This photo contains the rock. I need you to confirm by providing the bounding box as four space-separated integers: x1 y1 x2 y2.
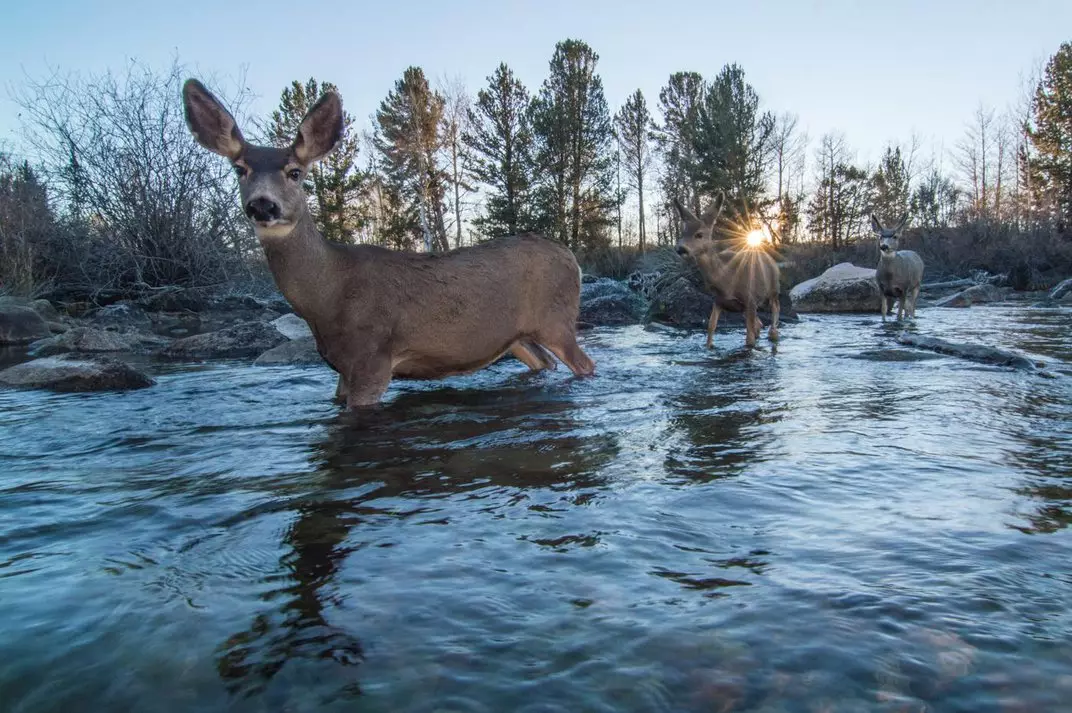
0 301 51 345
579 279 648 326
47 321 70 334
1049 277 1072 301
0 355 154 392
30 327 134 356
897 334 1037 370
935 283 1008 308
211 294 264 311
271 313 313 340
626 271 662 300
138 287 211 313
789 263 881 313
88 302 152 329
851 348 943 362
580 273 599 284
159 321 288 359
29 299 60 321
646 276 715 328
253 337 324 366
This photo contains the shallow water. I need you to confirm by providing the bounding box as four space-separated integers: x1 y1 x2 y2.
1 304 1070 712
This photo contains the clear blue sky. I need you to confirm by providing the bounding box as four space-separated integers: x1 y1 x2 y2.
1 0 1068 168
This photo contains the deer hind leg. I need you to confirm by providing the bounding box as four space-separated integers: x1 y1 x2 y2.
537 325 595 377
744 305 760 348
334 375 349 405
768 294 780 342
510 340 558 372
706 304 722 348
910 286 921 319
896 293 906 321
880 295 888 322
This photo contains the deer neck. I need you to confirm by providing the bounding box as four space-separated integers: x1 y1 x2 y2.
257 210 334 320
693 243 730 286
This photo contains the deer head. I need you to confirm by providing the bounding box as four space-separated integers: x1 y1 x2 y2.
673 193 726 259
870 213 909 257
182 79 344 239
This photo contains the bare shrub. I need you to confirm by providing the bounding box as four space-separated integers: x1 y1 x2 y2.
14 60 260 297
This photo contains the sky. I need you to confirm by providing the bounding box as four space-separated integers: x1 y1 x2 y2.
0 0 1069 171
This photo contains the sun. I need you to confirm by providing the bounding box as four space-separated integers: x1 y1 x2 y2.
745 229 766 247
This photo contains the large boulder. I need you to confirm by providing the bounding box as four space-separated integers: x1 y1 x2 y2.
254 337 324 366
159 321 287 359
935 283 1008 308
646 276 715 328
271 313 313 340
579 278 647 326
28 327 168 357
0 300 51 345
789 263 880 313
0 356 154 392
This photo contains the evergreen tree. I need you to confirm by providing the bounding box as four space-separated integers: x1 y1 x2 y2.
269 78 365 242
615 89 654 250
806 133 870 248
375 66 449 251
1024 41 1072 228
911 168 960 229
530 39 617 250
654 71 706 220
464 63 536 238
871 146 911 222
692 64 775 225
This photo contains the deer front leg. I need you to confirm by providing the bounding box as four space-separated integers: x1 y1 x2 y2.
706 304 722 348
896 294 905 321
880 295 888 322
340 347 393 409
744 305 759 348
910 286 921 319
768 294 780 342
333 375 349 404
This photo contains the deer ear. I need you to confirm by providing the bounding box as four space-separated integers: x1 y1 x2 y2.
894 213 909 232
673 198 697 223
870 213 883 234
293 91 344 166
183 79 244 160
701 192 725 226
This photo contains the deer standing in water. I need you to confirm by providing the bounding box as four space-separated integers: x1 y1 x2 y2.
674 193 780 349
182 79 594 409
871 213 924 321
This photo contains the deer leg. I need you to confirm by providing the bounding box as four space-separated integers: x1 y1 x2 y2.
768 294 780 342
510 341 557 372
880 295 888 322
745 305 759 348
896 294 905 321
343 355 393 410
910 286 921 318
333 375 349 405
538 326 595 377
706 304 722 348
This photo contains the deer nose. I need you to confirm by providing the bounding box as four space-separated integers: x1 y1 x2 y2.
245 197 281 222
675 246 689 256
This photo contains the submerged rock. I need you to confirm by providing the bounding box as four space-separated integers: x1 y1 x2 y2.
29 327 168 357
851 348 944 362
254 337 324 366
935 284 1008 308
0 355 154 392
159 321 287 359
579 279 647 326
0 301 51 345
897 334 1037 370
789 263 881 313
1049 277 1072 301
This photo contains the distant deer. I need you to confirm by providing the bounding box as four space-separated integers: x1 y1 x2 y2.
673 193 780 348
182 79 594 408
870 213 924 321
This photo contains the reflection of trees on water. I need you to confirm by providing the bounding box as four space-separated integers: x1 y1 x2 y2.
661 354 781 482
215 382 617 699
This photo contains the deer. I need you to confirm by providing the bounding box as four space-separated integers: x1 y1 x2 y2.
181 79 594 409
870 213 924 321
673 193 780 349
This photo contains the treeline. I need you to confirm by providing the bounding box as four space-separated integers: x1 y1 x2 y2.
1 39 1070 297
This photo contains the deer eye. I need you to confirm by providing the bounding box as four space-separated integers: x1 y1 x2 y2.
233 164 247 178
694 232 704 239
287 168 302 181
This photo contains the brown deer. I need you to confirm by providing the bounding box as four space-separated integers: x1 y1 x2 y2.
673 193 780 348
182 79 594 409
870 213 924 321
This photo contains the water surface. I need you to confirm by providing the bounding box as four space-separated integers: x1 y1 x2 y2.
1 305 1070 712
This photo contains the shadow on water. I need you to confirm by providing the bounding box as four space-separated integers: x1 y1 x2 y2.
215 381 618 700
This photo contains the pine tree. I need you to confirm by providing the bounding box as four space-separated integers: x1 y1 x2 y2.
1024 42 1072 229
615 89 654 250
375 67 449 251
692 64 775 225
464 63 536 238
806 133 870 248
269 78 365 242
871 146 911 223
530 39 617 251
654 72 706 221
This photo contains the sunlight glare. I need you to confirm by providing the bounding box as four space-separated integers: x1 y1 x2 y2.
745 229 766 247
